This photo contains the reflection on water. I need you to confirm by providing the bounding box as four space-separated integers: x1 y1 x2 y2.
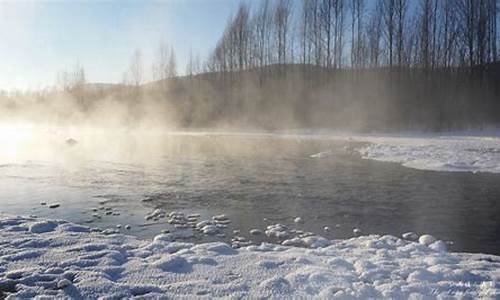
1 132 499 255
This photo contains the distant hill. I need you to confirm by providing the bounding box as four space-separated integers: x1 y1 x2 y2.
135 63 500 131
2 63 500 131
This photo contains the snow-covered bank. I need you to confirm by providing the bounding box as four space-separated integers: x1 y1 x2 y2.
1 216 499 298
354 135 500 173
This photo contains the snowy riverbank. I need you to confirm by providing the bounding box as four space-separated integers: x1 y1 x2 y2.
354 134 500 173
0 215 499 298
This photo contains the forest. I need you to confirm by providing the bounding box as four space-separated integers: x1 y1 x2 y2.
1 0 499 131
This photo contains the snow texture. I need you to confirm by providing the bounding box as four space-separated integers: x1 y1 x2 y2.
356 135 500 173
0 215 499 298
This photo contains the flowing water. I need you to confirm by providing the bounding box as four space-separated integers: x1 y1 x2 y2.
1 131 499 254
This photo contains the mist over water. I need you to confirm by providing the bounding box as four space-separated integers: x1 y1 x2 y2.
1 126 499 255
0 0 498 256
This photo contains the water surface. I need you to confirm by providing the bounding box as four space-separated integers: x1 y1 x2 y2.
1 133 499 255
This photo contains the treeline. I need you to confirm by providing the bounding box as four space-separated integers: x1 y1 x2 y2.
207 0 499 71
176 0 500 131
2 0 500 131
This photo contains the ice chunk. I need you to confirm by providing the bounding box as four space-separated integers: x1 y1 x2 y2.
250 229 262 235
310 150 333 158
29 221 58 233
429 240 447 252
402 232 419 240
213 214 229 221
202 225 218 235
282 238 302 247
195 220 213 229
266 224 290 239
302 236 330 248
146 208 166 220
154 233 175 242
419 234 437 246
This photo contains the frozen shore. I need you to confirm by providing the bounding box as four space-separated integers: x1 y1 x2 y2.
354 135 500 173
0 215 499 298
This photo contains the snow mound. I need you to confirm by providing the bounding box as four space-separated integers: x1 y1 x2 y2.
28 220 59 233
355 135 500 173
0 215 499 298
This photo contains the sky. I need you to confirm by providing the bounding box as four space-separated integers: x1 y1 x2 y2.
0 0 241 91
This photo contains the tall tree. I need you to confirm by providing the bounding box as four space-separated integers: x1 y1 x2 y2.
274 0 293 65
381 0 396 67
395 0 408 67
368 1 383 67
129 49 144 87
350 0 365 68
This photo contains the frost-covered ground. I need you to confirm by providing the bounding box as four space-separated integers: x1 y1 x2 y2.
353 134 500 173
1 215 499 299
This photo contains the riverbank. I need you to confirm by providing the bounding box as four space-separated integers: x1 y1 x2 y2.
0 215 498 298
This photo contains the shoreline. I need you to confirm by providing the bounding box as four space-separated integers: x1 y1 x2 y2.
1 214 499 298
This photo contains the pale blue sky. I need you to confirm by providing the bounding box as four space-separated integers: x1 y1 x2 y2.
0 0 242 91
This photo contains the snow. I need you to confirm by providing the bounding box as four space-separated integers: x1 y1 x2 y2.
28 220 59 233
201 224 219 235
1 215 499 298
265 223 290 239
294 217 304 224
213 214 229 221
402 232 419 241
145 208 166 220
355 135 500 173
250 229 262 235
419 234 438 246
310 150 333 158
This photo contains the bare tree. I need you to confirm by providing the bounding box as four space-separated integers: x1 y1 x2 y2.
207 0 498 71
395 0 408 67
310 0 323 66
57 63 86 97
168 46 178 78
440 0 459 67
490 0 498 61
333 0 346 68
254 0 273 67
321 0 333 67
129 49 144 87
235 4 251 70
274 0 293 65
300 0 312 64
368 1 383 67
381 0 396 67
153 41 169 82
350 0 365 68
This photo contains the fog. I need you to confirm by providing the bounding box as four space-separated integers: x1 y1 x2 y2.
2 64 499 136
2 0 499 136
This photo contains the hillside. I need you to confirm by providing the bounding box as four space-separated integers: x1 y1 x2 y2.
2 64 500 131
144 64 500 131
